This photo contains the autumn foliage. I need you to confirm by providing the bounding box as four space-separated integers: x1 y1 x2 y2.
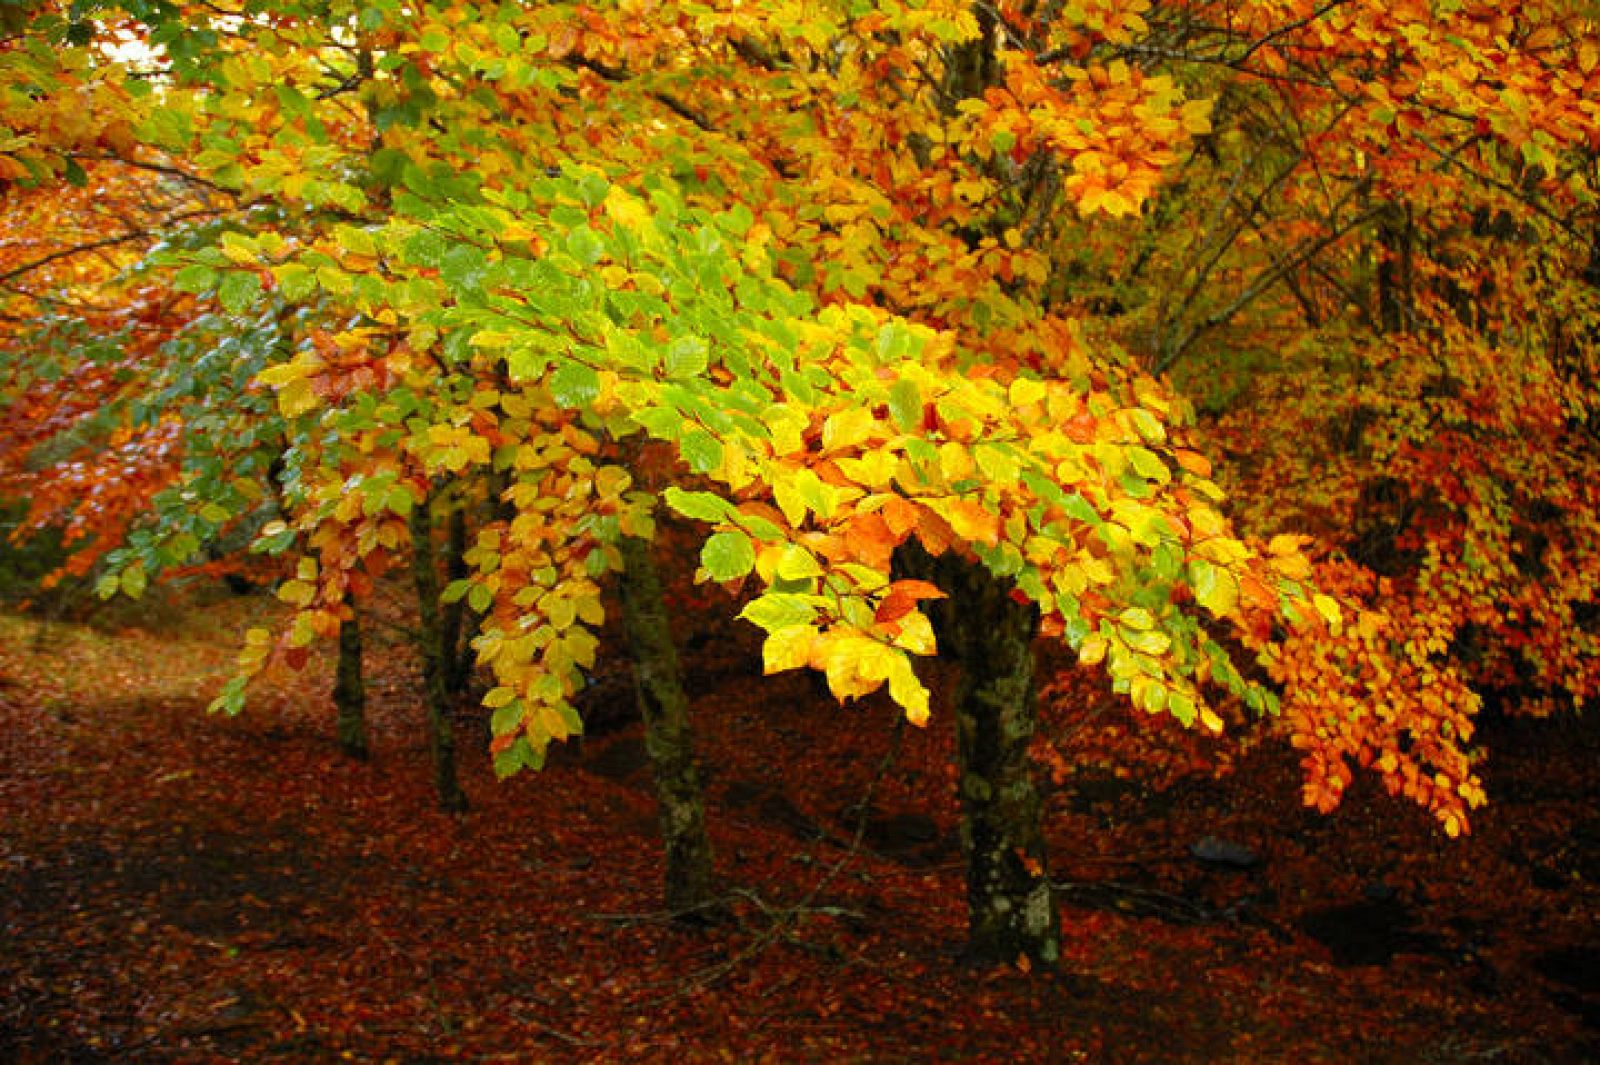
3 0 1599 970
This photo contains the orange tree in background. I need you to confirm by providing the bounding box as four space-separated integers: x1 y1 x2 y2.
1031 0 1600 812
4 0 1593 964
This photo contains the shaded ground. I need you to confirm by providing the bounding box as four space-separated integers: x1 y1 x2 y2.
2 589 1598 1063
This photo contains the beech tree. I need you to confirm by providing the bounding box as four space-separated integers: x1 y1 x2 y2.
5 0 1595 965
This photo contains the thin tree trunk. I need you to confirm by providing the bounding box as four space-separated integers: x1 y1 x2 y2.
617 532 717 917
410 498 468 813
334 593 369 759
1377 202 1413 335
440 503 471 695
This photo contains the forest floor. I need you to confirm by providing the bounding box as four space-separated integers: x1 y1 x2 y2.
3 580 1599 1064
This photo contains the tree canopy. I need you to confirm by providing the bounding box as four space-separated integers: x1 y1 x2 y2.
4 0 1598 909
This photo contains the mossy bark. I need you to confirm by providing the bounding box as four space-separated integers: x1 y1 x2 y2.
617 533 716 917
410 499 468 813
333 594 369 760
904 544 1061 966
948 556 1061 965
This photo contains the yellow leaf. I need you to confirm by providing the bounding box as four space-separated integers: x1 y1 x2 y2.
1312 593 1342 627
938 442 975 482
277 377 318 418
822 407 876 452
1008 378 1047 408
820 634 892 701
1079 633 1109 665
277 579 315 608
773 472 808 527
889 609 937 656
1267 532 1311 556
836 449 899 488
885 654 931 725
575 593 606 626
763 405 809 456
762 625 817 674
603 186 651 232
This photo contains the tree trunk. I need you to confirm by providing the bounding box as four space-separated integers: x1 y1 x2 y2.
617 532 717 917
440 503 472 695
410 498 468 813
908 545 1061 966
950 558 1060 965
1376 202 1413 335
334 594 369 759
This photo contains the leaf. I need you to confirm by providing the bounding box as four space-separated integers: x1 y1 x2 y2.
662 487 734 523
701 530 755 581
1189 559 1238 617
1313 593 1342 626
739 593 818 631
680 429 724 474
550 360 600 408
1009 377 1046 407
875 579 947 625
762 624 817 673
174 263 217 293
885 653 931 725
664 335 709 379
775 545 825 580
217 271 261 314
1119 606 1155 630
1126 447 1170 484
121 566 148 599
888 379 921 431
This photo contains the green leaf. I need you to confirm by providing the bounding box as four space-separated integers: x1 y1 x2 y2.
701 529 755 581
1127 446 1171 484
549 361 600 408
775 545 824 580
739 592 818 631
174 263 218 293
404 229 448 268
490 700 523 737
468 582 493 613
275 263 316 301
888 378 921 431
217 271 261 314
664 335 709 379
662 487 734 523
1061 493 1101 525
1168 689 1197 726
680 429 723 474
566 226 605 265
121 566 148 599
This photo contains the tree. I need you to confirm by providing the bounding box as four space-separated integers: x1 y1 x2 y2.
8 0 1577 965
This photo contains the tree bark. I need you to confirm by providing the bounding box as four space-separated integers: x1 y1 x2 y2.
410 498 468 813
440 502 472 695
333 593 369 759
905 545 1061 966
617 532 717 917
